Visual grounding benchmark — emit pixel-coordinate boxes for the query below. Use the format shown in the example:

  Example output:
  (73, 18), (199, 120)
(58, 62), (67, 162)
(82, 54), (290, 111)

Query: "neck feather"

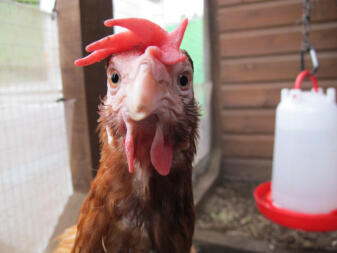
(72, 134), (195, 253)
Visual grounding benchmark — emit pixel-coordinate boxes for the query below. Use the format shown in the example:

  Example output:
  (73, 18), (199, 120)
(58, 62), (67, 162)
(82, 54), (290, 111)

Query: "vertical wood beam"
(207, 0), (223, 150)
(57, 0), (113, 191)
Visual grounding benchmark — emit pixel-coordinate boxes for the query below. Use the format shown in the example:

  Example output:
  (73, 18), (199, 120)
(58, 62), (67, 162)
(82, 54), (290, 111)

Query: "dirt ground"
(196, 181), (337, 252)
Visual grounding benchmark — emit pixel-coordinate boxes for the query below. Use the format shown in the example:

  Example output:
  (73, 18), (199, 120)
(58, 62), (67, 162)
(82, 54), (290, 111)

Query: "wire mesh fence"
(0, 1), (73, 252)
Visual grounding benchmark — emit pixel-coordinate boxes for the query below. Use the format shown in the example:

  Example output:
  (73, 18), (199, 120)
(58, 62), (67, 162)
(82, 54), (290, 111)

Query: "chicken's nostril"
(129, 111), (147, 121)
(139, 62), (151, 72)
(136, 104), (145, 112)
(128, 103), (151, 121)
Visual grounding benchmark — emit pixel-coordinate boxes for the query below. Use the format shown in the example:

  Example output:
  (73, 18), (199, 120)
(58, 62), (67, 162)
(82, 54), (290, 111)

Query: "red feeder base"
(254, 182), (337, 232)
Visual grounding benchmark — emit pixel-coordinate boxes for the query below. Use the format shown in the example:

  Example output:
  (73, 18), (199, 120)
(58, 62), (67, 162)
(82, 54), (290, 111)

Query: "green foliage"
(166, 17), (205, 85)
(13, 0), (40, 5)
(166, 17), (206, 113)
(0, 1), (46, 85)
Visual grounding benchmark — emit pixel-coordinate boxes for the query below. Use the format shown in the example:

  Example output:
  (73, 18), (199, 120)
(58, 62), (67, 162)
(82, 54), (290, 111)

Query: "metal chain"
(302, 0), (312, 51)
(300, 0), (319, 74)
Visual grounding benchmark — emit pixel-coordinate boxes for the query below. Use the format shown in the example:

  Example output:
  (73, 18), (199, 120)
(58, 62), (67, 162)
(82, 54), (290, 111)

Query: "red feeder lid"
(254, 182), (337, 232)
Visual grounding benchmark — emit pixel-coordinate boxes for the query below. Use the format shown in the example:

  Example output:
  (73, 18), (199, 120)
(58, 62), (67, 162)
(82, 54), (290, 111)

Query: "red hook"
(294, 70), (319, 92)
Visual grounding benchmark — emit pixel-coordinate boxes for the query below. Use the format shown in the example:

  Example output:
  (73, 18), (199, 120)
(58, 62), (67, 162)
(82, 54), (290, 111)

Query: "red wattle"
(124, 124), (135, 173)
(150, 125), (172, 176)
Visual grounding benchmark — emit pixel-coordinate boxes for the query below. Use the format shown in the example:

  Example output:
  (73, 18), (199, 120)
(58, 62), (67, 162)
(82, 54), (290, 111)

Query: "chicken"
(54, 18), (199, 253)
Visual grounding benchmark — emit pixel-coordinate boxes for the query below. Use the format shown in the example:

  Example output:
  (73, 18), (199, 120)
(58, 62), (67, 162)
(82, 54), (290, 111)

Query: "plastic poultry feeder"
(254, 70), (337, 232)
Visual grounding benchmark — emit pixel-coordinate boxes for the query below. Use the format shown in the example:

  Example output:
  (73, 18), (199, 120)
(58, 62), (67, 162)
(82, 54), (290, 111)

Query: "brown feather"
(53, 226), (77, 253)
(54, 51), (199, 253)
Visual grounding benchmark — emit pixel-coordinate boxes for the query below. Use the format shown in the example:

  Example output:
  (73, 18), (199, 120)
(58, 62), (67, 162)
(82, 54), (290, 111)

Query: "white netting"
(0, 1), (73, 253)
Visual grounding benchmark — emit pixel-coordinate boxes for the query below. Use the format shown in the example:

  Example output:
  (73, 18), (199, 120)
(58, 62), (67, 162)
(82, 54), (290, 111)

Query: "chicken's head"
(76, 18), (198, 176)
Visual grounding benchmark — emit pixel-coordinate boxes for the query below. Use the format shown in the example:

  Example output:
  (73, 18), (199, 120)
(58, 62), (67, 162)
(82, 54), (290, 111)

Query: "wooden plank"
(222, 158), (272, 182)
(219, 80), (337, 108)
(220, 83), (284, 108)
(218, 0), (337, 32)
(219, 0), (301, 32)
(194, 229), (271, 253)
(222, 134), (274, 158)
(217, 0), (266, 7)
(220, 22), (337, 58)
(208, 0), (225, 149)
(221, 109), (275, 134)
(194, 229), (311, 253)
(57, 0), (112, 191)
(220, 52), (337, 83)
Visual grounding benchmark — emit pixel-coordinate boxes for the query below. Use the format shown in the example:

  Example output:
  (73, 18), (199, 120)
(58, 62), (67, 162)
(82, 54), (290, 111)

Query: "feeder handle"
(294, 70), (319, 92)
(301, 47), (319, 75)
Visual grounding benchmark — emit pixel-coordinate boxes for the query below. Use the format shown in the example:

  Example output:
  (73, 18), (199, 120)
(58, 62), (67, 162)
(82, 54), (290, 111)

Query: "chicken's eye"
(178, 74), (190, 90)
(108, 71), (121, 88)
(111, 72), (120, 83)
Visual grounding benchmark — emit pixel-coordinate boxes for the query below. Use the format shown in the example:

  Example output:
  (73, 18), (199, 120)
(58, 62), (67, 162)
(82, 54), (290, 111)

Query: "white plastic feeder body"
(272, 88), (337, 214)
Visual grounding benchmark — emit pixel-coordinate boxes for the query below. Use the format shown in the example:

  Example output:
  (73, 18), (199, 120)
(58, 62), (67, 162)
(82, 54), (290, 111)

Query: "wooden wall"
(209, 0), (337, 181)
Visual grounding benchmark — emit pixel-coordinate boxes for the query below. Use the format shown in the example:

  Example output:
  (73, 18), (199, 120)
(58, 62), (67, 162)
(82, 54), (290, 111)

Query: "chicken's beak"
(126, 63), (164, 121)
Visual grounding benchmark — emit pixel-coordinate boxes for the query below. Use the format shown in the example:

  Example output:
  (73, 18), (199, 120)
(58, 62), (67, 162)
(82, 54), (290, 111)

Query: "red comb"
(75, 18), (188, 66)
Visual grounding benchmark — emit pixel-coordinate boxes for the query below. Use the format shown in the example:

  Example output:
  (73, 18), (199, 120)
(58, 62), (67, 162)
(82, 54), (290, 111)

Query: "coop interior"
(1, 0), (337, 253)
